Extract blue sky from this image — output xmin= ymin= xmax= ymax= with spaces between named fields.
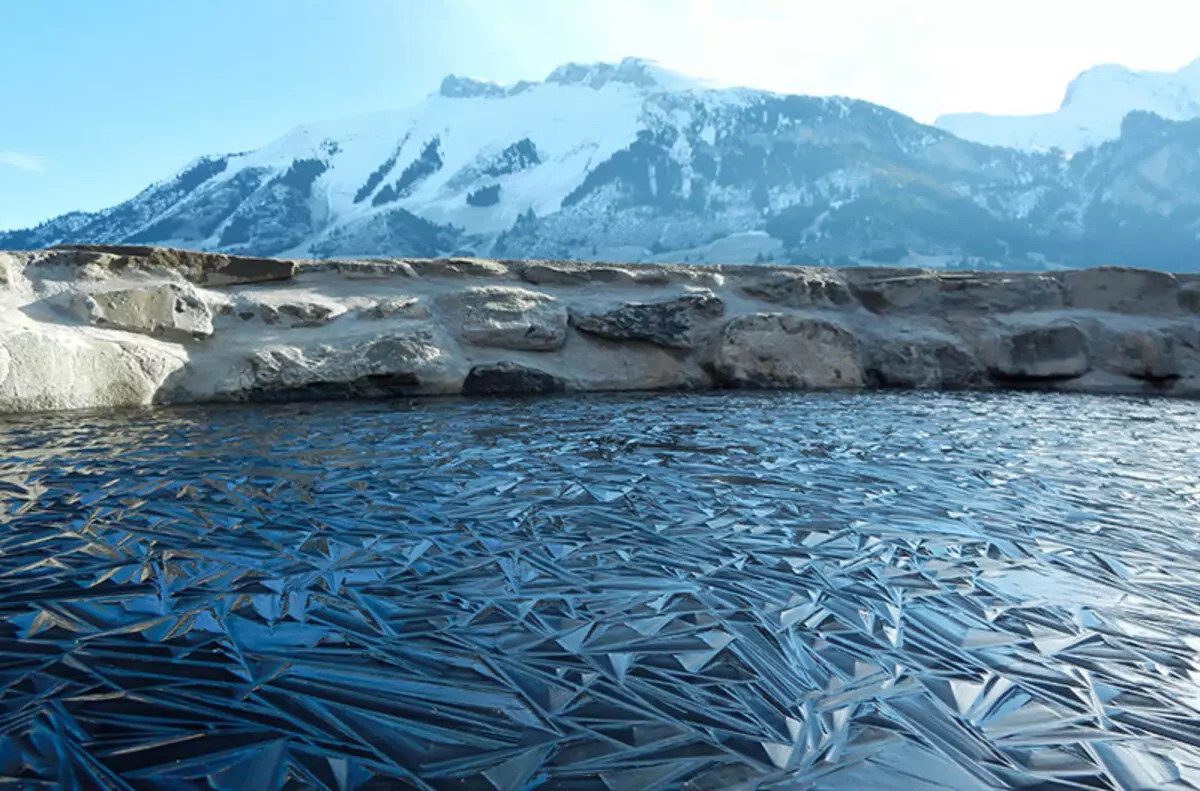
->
xmin=3 ymin=0 xmax=1199 ymax=231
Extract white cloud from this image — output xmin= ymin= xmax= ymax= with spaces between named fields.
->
xmin=0 ymin=151 xmax=46 ymax=172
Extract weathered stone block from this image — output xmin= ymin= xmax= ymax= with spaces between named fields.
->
xmin=740 ymin=271 xmax=855 ymax=309
xmin=985 ymin=324 xmax=1090 ymax=380
xmin=462 ymin=362 xmax=566 ymax=396
xmin=1062 ymin=267 xmax=1179 ymax=315
xmin=706 ymin=314 xmax=863 ymax=389
xmin=864 ymin=336 xmax=985 ymax=389
xmin=570 ymin=292 xmax=724 ymax=348
xmin=72 ymin=283 xmax=213 ymax=341
xmin=51 ymin=244 xmax=295 ymax=285
xmin=438 ymin=286 xmax=568 ymax=351
xmin=359 ymin=298 xmax=430 ymax=321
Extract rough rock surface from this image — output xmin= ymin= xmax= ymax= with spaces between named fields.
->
xmin=244 ymin=330 xmax=456 ymax=401
xmin=846 ymin=271 xmax=1065 ymax=314
xmin=254 ymin=298 xmax=347 ymax=327
xmin=410 ymin=258 xmax=510 ymax=279
xmin=570 ymin=292 xmax=725 ymax=348
xmin=360 ymin=298 xmax=429 ymax=321
xmin=985 ymin=324 xmax=1091 ymax=380
xmin=520 ymin=262 xmax=669 ymax=288
xmin=0 ymin=329 xmax=185 ymax=412
xmin=706 ymin=315 xmax=863 ymax=389
xmin=865 ymin=336 xmax=984 ymax=389
xmin=336 ymin=260 xmax=417 ymax=279
xmin=71 ymin=283 xmax=213 ymax=340
xmin=1062 ymin=267 xmax=1180 ymax=315
xmin=50 ymin=244 xmax=295 ymax=285
xmin=0 ymin=245 xmax=1196 ymax=413
xmin=462 ymin=362 xmax=566 ymax=396
xmin=740 ymin=271 xmax=855 ymax=308
xmin=0 ymin=254 xmax=15 ymax=288
xmin=1178 ymin=281 xmax=1200 ymax=314
xmin=1090 ymin=325 xmax=1183 ymax=382
xmin=439 ymin=286 xmax=568 ymax=351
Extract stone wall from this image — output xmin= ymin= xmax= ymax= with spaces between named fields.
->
xmin=0 ymin=245 xmax=1196 ymax=413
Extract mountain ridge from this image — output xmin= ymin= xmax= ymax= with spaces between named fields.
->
xmin=4 ymin=56 xmax=1200 ymax=272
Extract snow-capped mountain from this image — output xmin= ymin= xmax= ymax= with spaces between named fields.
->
xmin=5 ymin=56 xmax=1200 ymax=271
xmin=936 ymin=58 xmax=1200 ymax=153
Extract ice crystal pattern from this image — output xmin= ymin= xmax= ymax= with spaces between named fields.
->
xmin=1 ymin=392 xmax=1199 ymax=790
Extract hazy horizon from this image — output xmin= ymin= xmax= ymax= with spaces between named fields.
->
xmin=3 ymin=0 xmax=1199 ymax=230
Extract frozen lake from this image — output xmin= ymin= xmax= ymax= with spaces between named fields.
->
xmin=1 ymin=391 xmax=1198 ymax=789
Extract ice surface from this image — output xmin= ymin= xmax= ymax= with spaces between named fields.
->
xmin=2 ymin=391 xmax=1200 ymax=788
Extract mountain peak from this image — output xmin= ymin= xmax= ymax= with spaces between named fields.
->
xmin=936 ymin=54 xmax=1200 ymax=153
xmin=544 ymin=57 xmax=717 ymax=92
xmin=1060 ymin=63 xmax=1139 ymax=109
xmin=436 ymin=57 xmax=721 ymax=100
xmin=437 ymin=75 xmax=508 ymax=99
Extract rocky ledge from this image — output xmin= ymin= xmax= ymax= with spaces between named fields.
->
xmin=0 ymin=245 xmax=1197 ymax=413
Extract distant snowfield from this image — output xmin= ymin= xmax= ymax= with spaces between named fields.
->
xmin=936 ymin=58 xmax=1200 ymax=153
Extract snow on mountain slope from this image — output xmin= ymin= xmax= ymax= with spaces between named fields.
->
xmin=10 ymin=57 xmax=751 ymax=259
xmin=245 ymin=83 xmax=646 ymax=235
xmin=936 ymin=58 xmax=1200 ymax=153
xmin=173 ymin=70 xmax=663 ymax=246
xmin=7 ymin=55 xmax=1200 ymax=271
